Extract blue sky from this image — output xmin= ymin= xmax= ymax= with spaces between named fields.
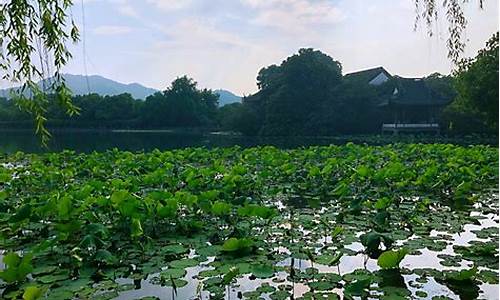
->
xmin=6 ymin=0 xmax=499 ymax=95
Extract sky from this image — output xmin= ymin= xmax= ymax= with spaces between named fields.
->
xmin=3 ymin=0 xmax=499 ymax=95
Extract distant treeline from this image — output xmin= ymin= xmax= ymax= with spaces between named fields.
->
xmin=0 ymin=76 xmax=219 ymax=130
xmin=1 ymin=34 xmax=497 ymax=136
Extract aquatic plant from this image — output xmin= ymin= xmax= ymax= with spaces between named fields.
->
xmin=0 ymin=144 xmax=497 ymax=299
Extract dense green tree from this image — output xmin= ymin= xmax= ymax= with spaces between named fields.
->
xmin=141 ymin=76 xmax=219 ymax=127
xmin=0 ymin=76 xmax=221 ymax=130
xmin=71 ymin=94 xmax=108 ymax=121
xmin=257 ymin=48 xmax=343 ymax=136
xmin=44 ymin=93 xmax=139 ymax=122
xmin=140 ymin=92 xmax=168 ymax=127
xmin=257 ymin=65 xmax=282 ymax=91
xmin=234 ymin=49 xmax=408 ymax=136
xmin=95 ymin=94 xmax=138 ymax=121
xmin=444 ymin=32 xmax=498 ymax=132
xmin=218 ymin=103 xmax=241 ymax=131
xmin=423 ymin=73 xmax=457 ymax=100
xmin=304 ymin=79 xmax=388 ymax=135
xmin=0 ymin=97 xmax=29 ymax=122
xmin=456 ymin=32 xmax=498 ymax=128
xmin=165 ymin=77 xmax=200 ymax=125
xmin=217 ymin=102 xmax=262 ymax=135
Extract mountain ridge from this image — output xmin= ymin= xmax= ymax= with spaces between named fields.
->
xmin=0 ymin=74 xmax=242 ymax=105
xmin=0 ymin=74 xmax=158 ymax=100
xmin=214 ymin=89 xmax=242 ymax=107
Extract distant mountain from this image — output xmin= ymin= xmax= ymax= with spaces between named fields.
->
xmin=214 ymin=89 xmax=241 ymax=107
xmin=0 ymin=74 xmax=158 ymax=100
xmin=0 ymin=75 xmax=242 ymax=105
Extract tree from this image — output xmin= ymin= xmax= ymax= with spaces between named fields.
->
xmin=1 ymin=0 xmax=80 ymax=144
xmin=141 ymin=76 xmax=219 ymax=128
xmin=196 ymin=86 xmax=219 ymax=124
xmin=218 ymin=102 xmax=261 ymax=135
xmin=163 ymin=76 xmax=218 ymax=126
xmin=414 ymin=0 xmax=485 ymax=64
xmin=94 ymin=94 xmax=138 ymax=121
xmin=257 ymin=48 xmax=343 ymax=136
xmin=423 ymin=73 xmax=457 ymax=100
xmin=445 ymin=32 xmax=499 ymax=132
xmin=141 ymin=92 xmax=169 ymax=127
xmin=257 ymin=65 xmax=282 ymax=91
xmin=304 ymin=77 xmax=390 ymax=136
xmin=0 ymin=97 xmax=30 ymax=122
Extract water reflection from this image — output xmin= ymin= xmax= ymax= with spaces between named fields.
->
xmin=0 ymin=130 xmax=496 ymax=153
xmin=0 ymin=131 xmax=363 ymax=153
xmin=112 ymin=199 xmax=498 ymax=300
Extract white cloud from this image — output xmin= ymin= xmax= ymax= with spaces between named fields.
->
xmin=66 ymin=0 xmax=498 ymax=95
xmin=118 ymin=3 xmax=139 ymax=18
xmin=103 ymin=0 xmax=140 ymax=18
xmin=155 ymin=19 xmax=252 ymax=49
xmin=146 ymin=0 xmax=193 ymax=11
xmin=82 ymin=0 xmax=139 ymax=18
xmin=142 ymin=18 xmax=286 ymax=94
xmin=93 ymin=25 xmax=134 ymax=35
xmin=242 ymin=0 xmax=345 ymax=32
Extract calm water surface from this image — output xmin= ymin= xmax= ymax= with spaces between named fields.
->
xmin=0 ymin=130 xmax=496 ymax=153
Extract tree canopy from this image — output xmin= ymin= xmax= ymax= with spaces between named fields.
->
xmin=0 ymin=76 xmax=220 ymax=129
xmin=256 ymin=48 xmax=343 ymax=136
xmin=444 ymin=32 xmax=499 ymax=132
xmin=141 ymin=76 xmax=218 ymax=127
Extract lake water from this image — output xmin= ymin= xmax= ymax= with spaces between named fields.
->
xmin=0 ymin=130 xmax=496 ymax=153
xmin=117 ymin=193 xmax=500 ymax=300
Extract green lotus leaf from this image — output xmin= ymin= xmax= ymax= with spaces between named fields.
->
xmin=251 ymin=264 xmax=274 ymax=279
xmin=444 ymin=266 xmax=477 ymax=282
xmin=161 ymin=244 xmax=188 ymax=255
xmin=22 ymin=286 xmax=44 ymax=300
xmin=36 ymin=273 xmax=70 ymax=284
xmin=256 ymin=283 xmax=276 ymax=293
xmin=212 ymin=201 xmax=232 ymax=216
xmin=31 ymin=265 xmax=57 ymax=277
xmin=221 ymin=237 xmax=253 ymax=252
xmin=377 ymin=248 xmax=409 ymax=269
xmin=308 ymin=280 xmax=335 ymax=291
xmin=160 ymin=268 xmax=186 ymax=279
xmin=168 ymin=258 xmax=199 ymax=269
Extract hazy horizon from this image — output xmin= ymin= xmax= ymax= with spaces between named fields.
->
xmin=0 ymin=0 xmax=498 ymax=95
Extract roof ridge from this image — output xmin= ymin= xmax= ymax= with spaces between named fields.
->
xmin=345 ymin=66 xmax=387 ymax=76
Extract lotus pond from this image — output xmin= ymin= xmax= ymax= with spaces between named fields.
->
xmin=0 ymin=143 xmax=498 ymax=300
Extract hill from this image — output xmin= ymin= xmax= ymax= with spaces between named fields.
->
xmin=0 ymin=75 xmax=242 ymax=105
xmin=0 ymin=74 xmax=158 ymax=100
xmin=214 ymin=89 xmax=241 ymax=106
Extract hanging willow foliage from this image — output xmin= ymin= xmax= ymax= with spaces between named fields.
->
xmin=414 ymin=0 xmax=484 ymax=65
xmin=0 ymin=0 xmax=80 ymax=145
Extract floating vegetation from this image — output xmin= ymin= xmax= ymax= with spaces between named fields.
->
xmin=0 ymin=144 xmax=497 ymax=299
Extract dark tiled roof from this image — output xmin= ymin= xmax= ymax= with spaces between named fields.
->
xmin=388 ymin=77 xmax=450 ymax=106
xmin=345 ymin=67 xmax=392 ymax=83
